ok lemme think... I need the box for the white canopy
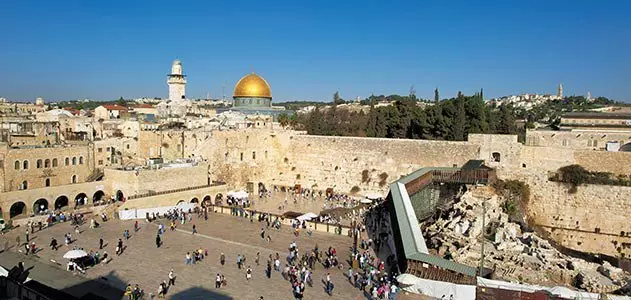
[63,249,88,259]
[296,212,318,221]
[396,273,421,286]
[360,199,373,204]
[364,192,382,200]
[228,191,249,199]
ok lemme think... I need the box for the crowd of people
[7,187,405,300]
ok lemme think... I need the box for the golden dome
[233,72,272,99]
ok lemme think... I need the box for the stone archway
[191,197,199,204]
[33,198,49,214]
[215,193,223,206]
[93,190,105,204]
[10,201,27,218]
[177,200,185,205]
[202,195,212,207]
[55,196,69,210]
[116,190,124,202]
[75,193,88,207]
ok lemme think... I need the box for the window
[72,157,77,165]
[52,158,58,167]
[491,152,501,162]
[98,148,103,153]
[65,157,69,166]
[15,160,21,169]
[71,175,77,183]
[224,152,228,161]
[37,159,43,168]
[265,151,268,159]
[562,139,568,146]
[20,181,27,190]
[44,159,50,168]
[587,140,592,147]
[45,178,50,187]
[593,140,598,147]
[252,151,256,160]
[98,160,103,165]
[126,144,130,149]
[106,147,111,152]
[79,156,84,164]
[23,160,28,170]
[240,152,244,161]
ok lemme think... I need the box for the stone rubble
[420,186,631,294]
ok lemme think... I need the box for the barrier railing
[127,182,224,200]
[206,204,354,237]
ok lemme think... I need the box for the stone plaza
[1,211,369,299]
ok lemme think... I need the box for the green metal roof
[388,167,478,277]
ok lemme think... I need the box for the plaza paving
[1,211,368,299]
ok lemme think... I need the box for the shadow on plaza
[61,270,126,300]
[170,286,233,300]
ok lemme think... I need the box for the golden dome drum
[233,72,272,99]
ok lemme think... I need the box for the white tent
[360,199,373,204]
[364,192,382,200]
[228,191,249,199]
[296,212,318,221]
[398,275,476,300]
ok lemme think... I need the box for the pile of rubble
[421,186,630,294]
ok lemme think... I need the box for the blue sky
[1,1,629,102]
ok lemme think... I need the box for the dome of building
[620,142,631,152]
[233,72,272,99]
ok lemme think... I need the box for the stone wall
[104,163,209,197]
[519,172,631,258]
[574,151,631,175]
[194,130,481,194]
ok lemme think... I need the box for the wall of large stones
[519,172,631,257]
[194,130,482,194]
[574,151,631,175]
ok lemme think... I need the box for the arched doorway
[202,195,212,207]
[116,190,124,202]
[10,201,26,218]
[176,200,185,205]
[75,193,88,207]
[33,198,49,214]
[191,197,199,203]
[215,193,223,205]
[55,196,69,210]
[93,190,105,205]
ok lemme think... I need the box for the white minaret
[167,59,187,100]
[557,83,563,99]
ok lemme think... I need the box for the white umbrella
[360,199,373,204]
[63,249,88,259]
[396,273,421,286]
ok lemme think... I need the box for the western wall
[129,129,631,258]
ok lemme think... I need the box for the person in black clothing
[99,238,104,250]
[156,234,161,248]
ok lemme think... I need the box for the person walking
[220,253,225,266]
[99,238,104,250]
[192,225,197,235]
[215,273,221,288]
[168,269,176,286]
[325,273,333,296]
[255,252,260,266]
[156,234,161,248]
[50,238,58,250]
[237,254,243,269]
[25,230,29,243]
[246,266,252,281]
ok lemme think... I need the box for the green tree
[333,91,344,105]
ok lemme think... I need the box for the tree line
[279,93,518,141]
